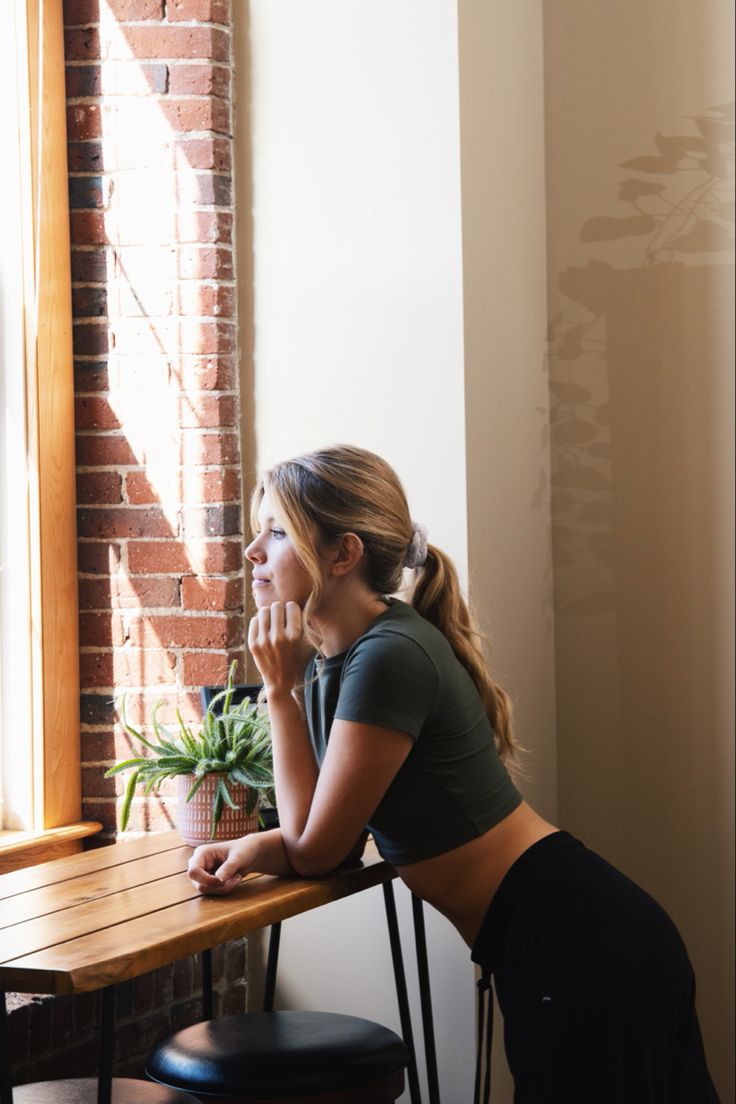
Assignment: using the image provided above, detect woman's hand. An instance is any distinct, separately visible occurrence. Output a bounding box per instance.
[187,836,257,895]
[248,600,314,697]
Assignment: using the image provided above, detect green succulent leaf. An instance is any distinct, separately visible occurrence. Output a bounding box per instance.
[119,767,142,832]
[109,662,273,833]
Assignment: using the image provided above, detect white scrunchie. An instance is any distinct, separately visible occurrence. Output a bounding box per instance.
[404,521,428,569]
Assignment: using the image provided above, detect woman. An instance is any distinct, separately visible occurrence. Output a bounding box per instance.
[188,444,717,1103]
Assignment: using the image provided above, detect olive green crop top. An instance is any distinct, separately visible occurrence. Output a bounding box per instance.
[303,600,521,865]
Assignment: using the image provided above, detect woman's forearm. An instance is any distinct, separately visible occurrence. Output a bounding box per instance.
[267,689,320,849]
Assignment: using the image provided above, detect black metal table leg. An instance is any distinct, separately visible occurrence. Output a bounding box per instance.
[97,986,115,1104]
[412,895,441,1104]
[201,948,213,1020]
[0,992,13,1104]
[382,884,421,1104]
[262,922,281,1012]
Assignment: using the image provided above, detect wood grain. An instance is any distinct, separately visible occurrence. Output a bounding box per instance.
[0,835,395,994]
[0,832,184,900]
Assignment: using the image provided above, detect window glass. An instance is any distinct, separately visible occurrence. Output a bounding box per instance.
[0,2,34,829]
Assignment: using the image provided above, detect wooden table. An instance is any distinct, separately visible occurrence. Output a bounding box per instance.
[0,832,437,1104]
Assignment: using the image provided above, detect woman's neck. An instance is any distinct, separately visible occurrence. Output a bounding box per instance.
[310,588,390,657]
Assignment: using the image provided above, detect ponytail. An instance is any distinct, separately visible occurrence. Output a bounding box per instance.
[412,544,515,762]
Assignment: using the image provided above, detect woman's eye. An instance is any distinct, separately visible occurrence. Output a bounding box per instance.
[270,528,286,540]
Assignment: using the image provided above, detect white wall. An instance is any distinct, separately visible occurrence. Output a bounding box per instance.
[236,3,474,1100]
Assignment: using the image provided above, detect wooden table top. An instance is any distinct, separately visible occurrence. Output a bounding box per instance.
[0,832,395,996]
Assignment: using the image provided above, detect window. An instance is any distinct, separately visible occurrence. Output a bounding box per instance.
[0,0,85,857]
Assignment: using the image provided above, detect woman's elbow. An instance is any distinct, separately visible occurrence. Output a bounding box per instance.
[285,838,349,878]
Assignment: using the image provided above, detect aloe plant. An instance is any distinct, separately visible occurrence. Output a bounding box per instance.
[106,662,274,837]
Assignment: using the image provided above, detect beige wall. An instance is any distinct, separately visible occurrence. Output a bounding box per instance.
[544,2,735,1099]
[458,3,556,1094]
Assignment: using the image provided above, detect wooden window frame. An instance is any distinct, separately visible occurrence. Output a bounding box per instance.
[0,0,98,870]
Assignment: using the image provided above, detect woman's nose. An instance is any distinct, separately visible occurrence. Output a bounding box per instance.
[244,537,263,563]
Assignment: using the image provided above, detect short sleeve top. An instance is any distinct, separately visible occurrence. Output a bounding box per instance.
[303,600,522,865]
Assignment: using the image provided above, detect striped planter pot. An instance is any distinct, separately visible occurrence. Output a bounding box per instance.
[176,773,260,847]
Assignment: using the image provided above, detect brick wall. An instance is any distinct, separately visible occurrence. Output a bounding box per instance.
[66,0,244,836]
[10,0,251,1082]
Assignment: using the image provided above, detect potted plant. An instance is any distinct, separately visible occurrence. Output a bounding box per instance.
[106,663,274,846]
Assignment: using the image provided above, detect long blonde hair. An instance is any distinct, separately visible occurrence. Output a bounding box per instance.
[251,444,515,761]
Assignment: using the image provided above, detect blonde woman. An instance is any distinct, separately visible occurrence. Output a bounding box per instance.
[188,444,716,1104]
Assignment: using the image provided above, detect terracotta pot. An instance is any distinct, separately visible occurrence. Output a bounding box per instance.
[176,773,260,847]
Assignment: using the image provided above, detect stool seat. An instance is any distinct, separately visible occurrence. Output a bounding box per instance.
[146,1011,408,1102]
[10,1078,198,1103]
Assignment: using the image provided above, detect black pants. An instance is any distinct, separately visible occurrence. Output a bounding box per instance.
[471,831,719,1103]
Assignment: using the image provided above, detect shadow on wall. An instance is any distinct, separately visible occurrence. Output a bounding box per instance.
[542,102,734,1099]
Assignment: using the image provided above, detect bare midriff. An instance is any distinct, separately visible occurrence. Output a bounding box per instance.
[394,801,559,947]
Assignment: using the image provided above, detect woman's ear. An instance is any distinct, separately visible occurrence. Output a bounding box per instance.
[329,532,365,577]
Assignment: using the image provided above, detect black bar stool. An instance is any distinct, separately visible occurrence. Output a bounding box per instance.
[146,1010,408,1103]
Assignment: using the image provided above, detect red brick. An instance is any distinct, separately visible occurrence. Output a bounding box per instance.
[71,247,109,283]
[73,286,108,317]
[127,614,233,648]
[77,471,123,504]
[64,0,165,21]
[79,611,127,647]
[75,361,110,391]
[79,574,180,609]
[176,355,236,390]
[181,503,240,538]
[74,322,110,356]
[78,578,112,612]
[181,575,242,611]
[179,466,240,504]
[168,63,229,98]
[179,393,236,428]
[116,795,177,833]
[82,765,120,798]
[176,211,232,245]
[158,97,229,134]
[81,730,114,761]
[71,210,107,245]
[77,541,121,574]
[77,506,174,539]
[65,28,101,62]
[76,397,122,430]
[110,0,165,18]
[76,434,139,466]
[219,982,246,1017]
[113,647,178,686]
[80,650,113,687]
[67,104,102,141]
[120,25,228,61]
[185,320,236,354]
[166,0,229,23]
[186,172,232,207]
[127,541,191,573]
[178,245,233,280]
[127,538,241,574]
[65,65,102,97]
[82,797,118,833]
[177,283,234,318]
[172,957,194,1001]
[180,430,240,466]
[67,141,104,173]
[182,649,244,687]
[125,471,161,505]
[175,136,231,172]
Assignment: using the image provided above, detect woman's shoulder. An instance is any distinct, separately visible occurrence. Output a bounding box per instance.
[346,600,449,670]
